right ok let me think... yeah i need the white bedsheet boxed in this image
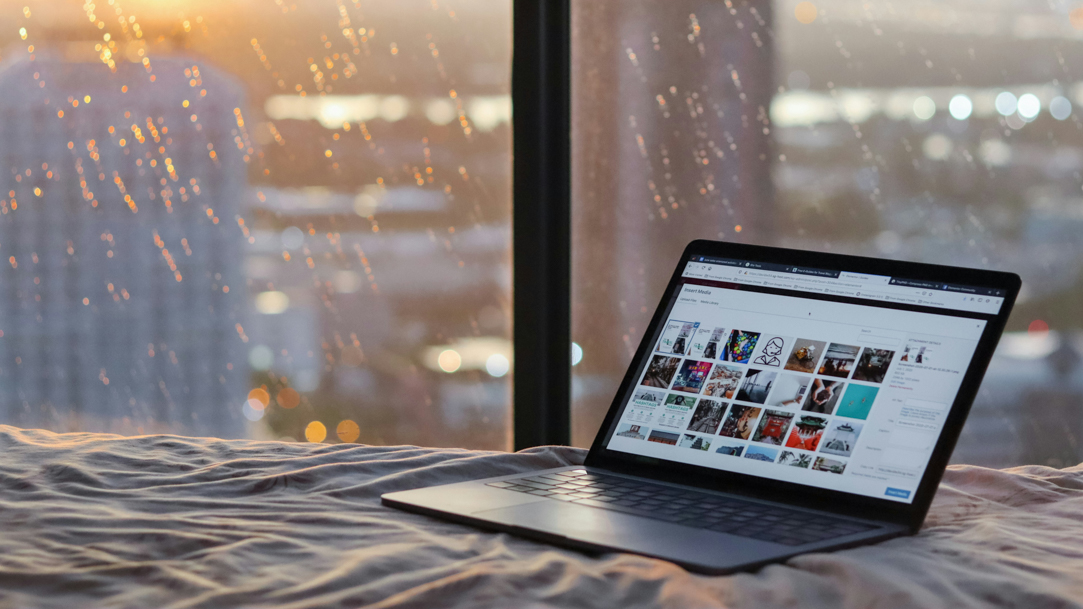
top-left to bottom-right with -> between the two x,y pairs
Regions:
1,425 -> 1082,608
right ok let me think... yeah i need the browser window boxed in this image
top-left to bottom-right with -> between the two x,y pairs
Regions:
606,256 -> 1001,503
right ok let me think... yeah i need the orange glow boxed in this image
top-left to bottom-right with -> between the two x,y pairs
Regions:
337,420 -> 360,443
248,387 -> 270,407
305,421 -> 327,443
276,388 -> 301,409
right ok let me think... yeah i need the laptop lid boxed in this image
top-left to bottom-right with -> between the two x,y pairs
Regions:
585,240 -> 1020,530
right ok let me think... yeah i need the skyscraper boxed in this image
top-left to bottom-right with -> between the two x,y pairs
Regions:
0,51 -> 248,437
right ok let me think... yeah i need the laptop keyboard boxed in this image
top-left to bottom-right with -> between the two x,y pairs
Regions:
486,469 -> 876,547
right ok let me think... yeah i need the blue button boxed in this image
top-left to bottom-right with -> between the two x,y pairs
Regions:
885,487 -> 911,499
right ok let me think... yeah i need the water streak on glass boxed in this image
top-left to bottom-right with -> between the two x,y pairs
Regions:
573,0 -> 1083,467
0,0 -> 512,449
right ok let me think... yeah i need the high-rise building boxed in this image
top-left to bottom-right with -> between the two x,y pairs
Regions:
0,52 -> 248,437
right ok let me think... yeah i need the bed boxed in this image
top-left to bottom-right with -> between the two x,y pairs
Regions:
1,425 -> 1081,608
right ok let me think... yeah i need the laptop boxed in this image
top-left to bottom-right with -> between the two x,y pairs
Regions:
383,240 -> 1020,574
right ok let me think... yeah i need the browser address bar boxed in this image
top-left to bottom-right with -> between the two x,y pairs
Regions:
696,266 -> 947,306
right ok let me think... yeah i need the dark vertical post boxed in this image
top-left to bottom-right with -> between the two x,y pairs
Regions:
512,0 -> 572,449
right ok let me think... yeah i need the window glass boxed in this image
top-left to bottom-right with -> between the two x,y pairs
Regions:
0,0 -> 511,449
573,0 -> 1078,467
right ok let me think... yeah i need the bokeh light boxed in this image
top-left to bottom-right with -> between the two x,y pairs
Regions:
1017,93 -> 1040,119
277,387 -> 301,409
995,91 -> 1018,116
794,1 -> 818,24
948,94 -> 972,120
280,226 -> 305,250
305,421 -> 327,443
485,353 -> 510,377
337,419 -> 361,443
248,387 -> 270,406
572,342 -> 584,366
242,401 -> 265,422
912,96 -> 936,120
1028,319 -> 1050,334
1050,96 -> 1072,121
437,349 -> 462,373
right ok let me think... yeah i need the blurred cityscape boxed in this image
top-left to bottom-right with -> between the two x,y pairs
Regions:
572,0 -> 1083,468
0,0 -> 514,448
1,0 -> 1082,467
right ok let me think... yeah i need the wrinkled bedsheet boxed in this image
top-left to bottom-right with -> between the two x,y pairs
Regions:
2,426 -> 1083,609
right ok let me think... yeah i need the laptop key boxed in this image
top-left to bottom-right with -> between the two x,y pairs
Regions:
486,481 -> 515,488
572,499 -> 654,516
548,494 -> 578,502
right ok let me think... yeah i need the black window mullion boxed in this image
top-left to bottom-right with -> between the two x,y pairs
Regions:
512,0 -> 572,450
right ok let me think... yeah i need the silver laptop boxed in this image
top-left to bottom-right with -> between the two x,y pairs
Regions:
383,240 -> 1020,574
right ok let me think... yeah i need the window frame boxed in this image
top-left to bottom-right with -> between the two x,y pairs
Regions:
512,0 -> 573,449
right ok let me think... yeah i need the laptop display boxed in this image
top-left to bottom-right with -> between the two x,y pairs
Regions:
603,255 -> 1009,504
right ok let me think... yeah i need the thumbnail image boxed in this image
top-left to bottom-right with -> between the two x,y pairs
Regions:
679,433 -> 712,451
647,429 -> 680,445
671,359 -> 714,393
615,423 -> 647,440
812,456 -> 848,474
745,444 -> 779,462
664,393 -> 697,412
853,348 -> 895,383
752,409 -> 796,446
715,442 -> 745,457
722,330 -> 761,364
718,405 -> 762,440
642,355 -> 681,388
656,320 -> 698,355
687,399 -> 727,434
631,388 -> 666,408
702,364 -> 744,399
736,368 -> 778,404
690,326 -> 728,360
751,335 -> 791,368
625,388 -> 666,424
766,374 -> 810,408
901,341 -> 933,365
835,384 -> 880,420
820,420 -> 865,457
785,339 -> 827,374
818,343 -> 861,378
785,415 -> 828,451
778,450 -> 812,468
802,378 -> 845,415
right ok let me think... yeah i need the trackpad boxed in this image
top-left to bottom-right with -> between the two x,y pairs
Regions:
475,500 -> 628,538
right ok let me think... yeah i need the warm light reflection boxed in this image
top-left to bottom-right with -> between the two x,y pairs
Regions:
437,349 -> 462,373
305,421 -> 327,443
794,1 -> 818,24
337,419 -> 360,443
248,387 -> 270,407
276,387 -> 301,409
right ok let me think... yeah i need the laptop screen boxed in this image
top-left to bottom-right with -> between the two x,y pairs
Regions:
603,255 -> 1008,504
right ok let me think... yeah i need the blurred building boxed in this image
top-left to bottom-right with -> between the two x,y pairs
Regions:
0,52 -> 248,436
571,0 -> 775,443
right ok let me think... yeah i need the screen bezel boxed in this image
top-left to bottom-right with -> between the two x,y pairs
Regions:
584,240 -> 1021,530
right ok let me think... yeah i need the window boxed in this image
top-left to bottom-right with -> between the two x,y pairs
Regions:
1,1 -> 512,449
572,0 -> 1081,467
